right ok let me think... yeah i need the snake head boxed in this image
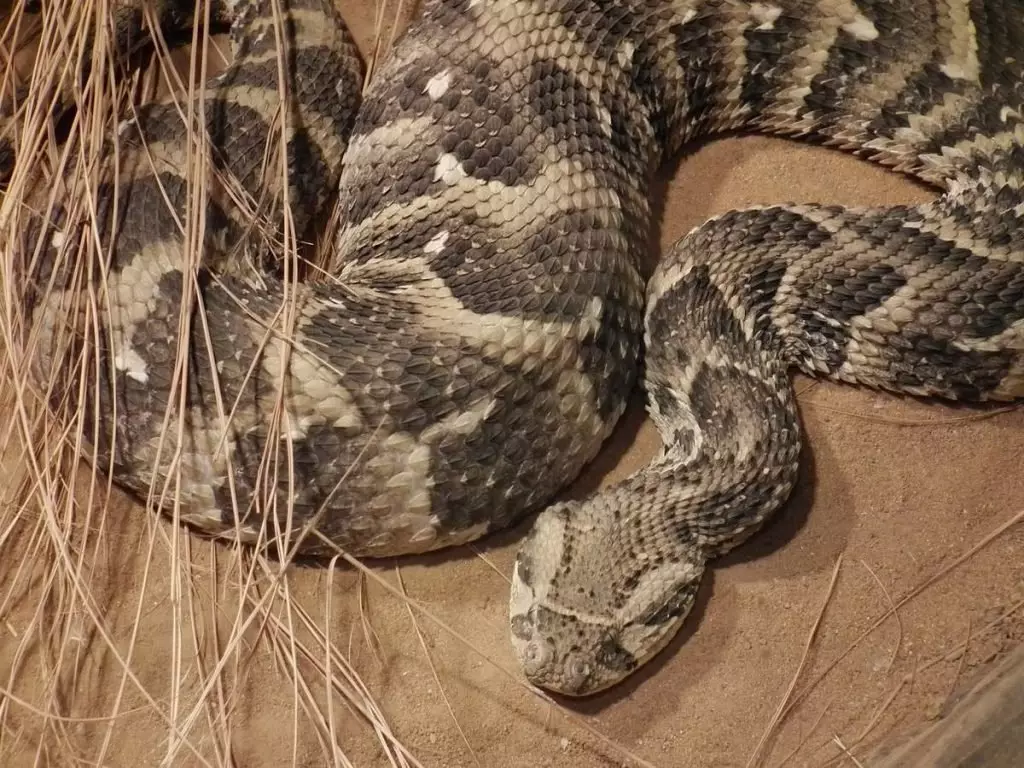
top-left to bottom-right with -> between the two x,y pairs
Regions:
509,500 -> 705,696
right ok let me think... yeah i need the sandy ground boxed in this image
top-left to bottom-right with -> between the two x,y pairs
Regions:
2,2 -> 1023,767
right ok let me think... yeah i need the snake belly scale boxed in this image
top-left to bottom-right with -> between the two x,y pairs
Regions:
10,0 -> 1023,695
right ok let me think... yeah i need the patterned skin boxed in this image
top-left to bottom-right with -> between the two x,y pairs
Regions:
6,0 -> 1022,694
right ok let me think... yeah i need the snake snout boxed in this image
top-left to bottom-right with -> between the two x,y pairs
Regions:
509,605 -> 595,693
521,641 -> 596,695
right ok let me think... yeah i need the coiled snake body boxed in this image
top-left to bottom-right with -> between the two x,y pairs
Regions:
11,0 -> 1024,695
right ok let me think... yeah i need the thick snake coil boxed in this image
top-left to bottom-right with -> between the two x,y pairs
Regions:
8,0 -> 1024,695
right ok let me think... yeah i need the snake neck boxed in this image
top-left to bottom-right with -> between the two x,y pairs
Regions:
641,255 -> 803,556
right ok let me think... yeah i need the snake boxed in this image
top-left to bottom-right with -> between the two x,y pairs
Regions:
5,0 -> 1023,697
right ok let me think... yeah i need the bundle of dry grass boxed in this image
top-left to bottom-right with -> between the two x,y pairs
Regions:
1,3 -> 638,765
0,2 -> 449,764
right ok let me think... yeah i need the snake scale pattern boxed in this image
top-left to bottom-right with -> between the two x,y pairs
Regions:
8,0 -> 1023,695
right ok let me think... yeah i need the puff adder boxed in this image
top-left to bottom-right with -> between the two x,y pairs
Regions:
10,0 -> 1024,696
